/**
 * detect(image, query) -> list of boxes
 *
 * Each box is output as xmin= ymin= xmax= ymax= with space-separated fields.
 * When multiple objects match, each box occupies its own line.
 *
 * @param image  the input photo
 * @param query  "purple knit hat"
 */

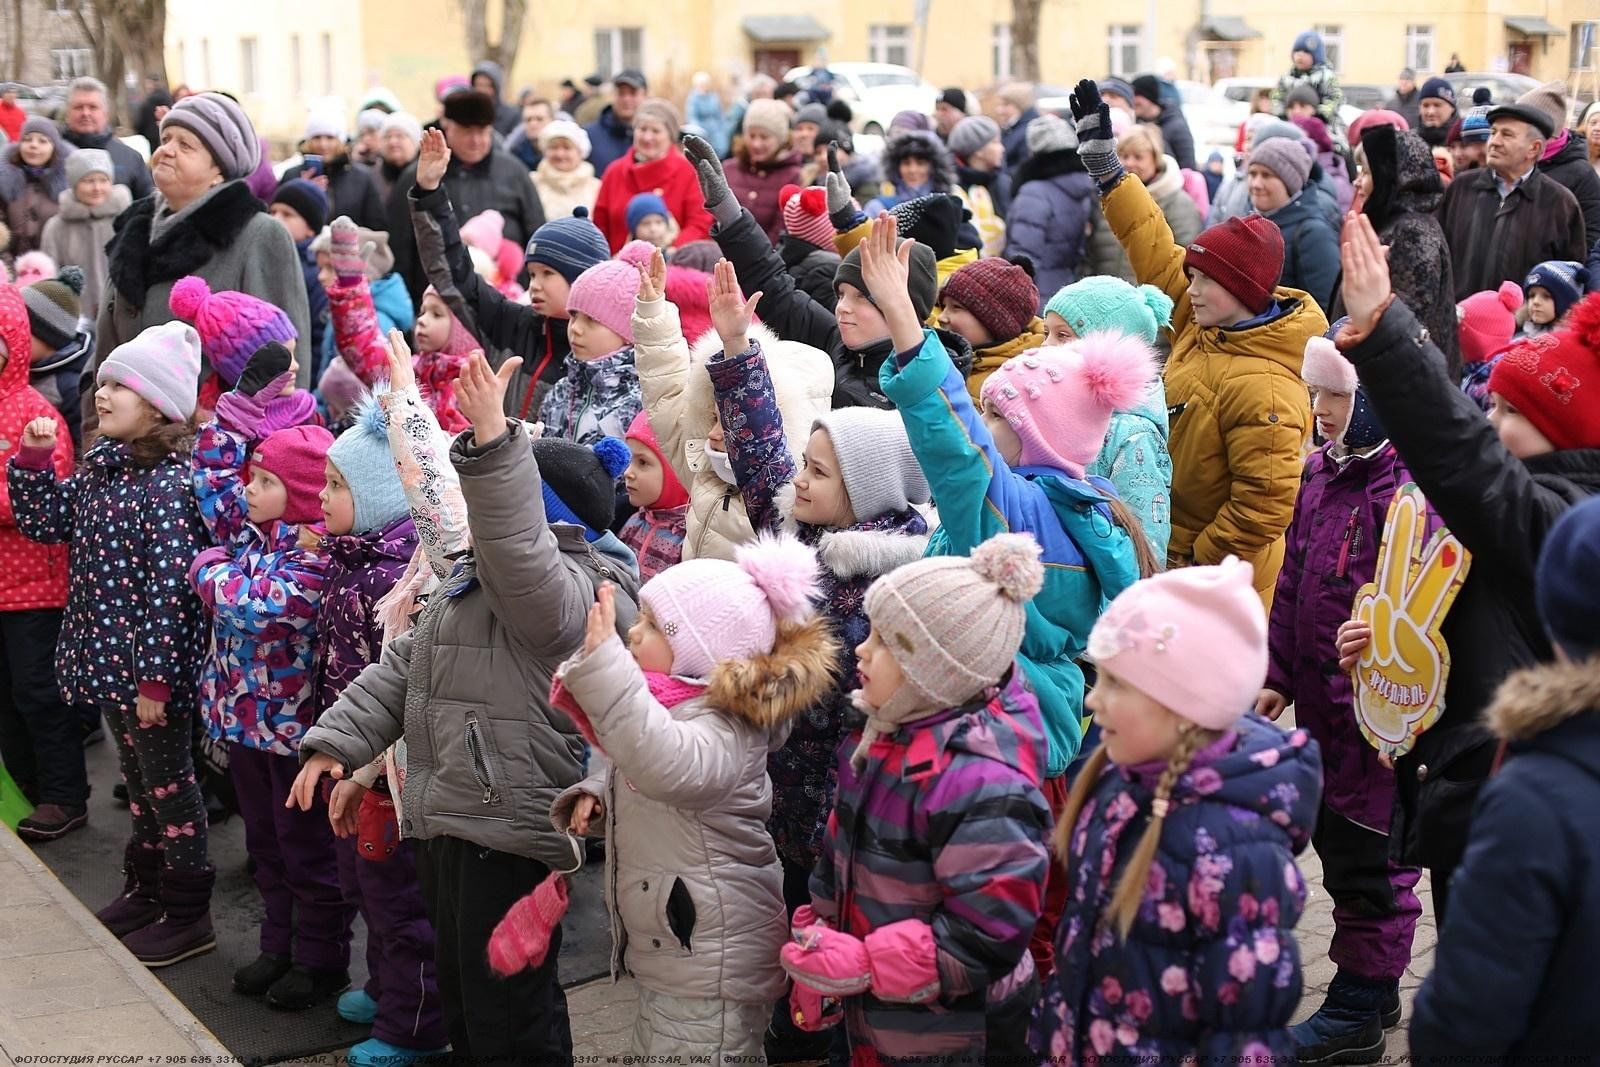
xmin=566 ymin=259 xmax=643 ymax=345
xmin=169 ymin=276 xmax=297 ymax=386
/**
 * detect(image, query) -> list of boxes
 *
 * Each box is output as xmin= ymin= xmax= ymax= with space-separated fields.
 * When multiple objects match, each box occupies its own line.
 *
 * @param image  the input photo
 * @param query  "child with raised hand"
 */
xmin=292 ymin=350 xmax=640 ymax=1060
xmin=539 ymin=257 xmax=643 ymax=444
xmin=167 ymin=276 xmax=320 ymax=428
xmin=1033 ymin=558 xmax=1321 ymax=1063
xmin=549 ymin=534 xmax=839 ymax=1064
xmin=9 ymin=321 xmax=212 ymax=965
xmin=190 ymin=341 xmax=348 ymax=1008
xmin=781 ymin=534 xmax=1053 ymax=1065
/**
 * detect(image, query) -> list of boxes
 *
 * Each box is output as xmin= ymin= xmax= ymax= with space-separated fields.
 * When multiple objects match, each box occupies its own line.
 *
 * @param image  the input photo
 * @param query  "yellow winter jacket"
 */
xmin=964 ymin=318 xmax=1047 ymax=401
xmin=1100 ymin=175 xmax=1324 ymax=610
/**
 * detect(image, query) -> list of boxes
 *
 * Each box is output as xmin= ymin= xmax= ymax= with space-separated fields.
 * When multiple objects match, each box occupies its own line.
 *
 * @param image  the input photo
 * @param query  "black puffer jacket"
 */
xmin=779 ymin=235 xmax=839 ymax=313
xmin=1538 ymin=131 xmax=1600 ymax=249
xmin=278 ymin=153 xmax=385 ymax=232
xmin=1343 ymin=299 xmax=1600 ymax=874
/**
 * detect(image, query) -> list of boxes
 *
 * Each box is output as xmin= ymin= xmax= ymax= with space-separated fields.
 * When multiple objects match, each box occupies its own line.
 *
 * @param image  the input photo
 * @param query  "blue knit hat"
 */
xmin=625 ymin=192 xmax=671 ymax=235
xmin=326 ymin=392 xmax=410 ymax=535
xmin=1537 ymin=495 xmax=1600 ymax=661
xmin=1460 ymin=106 xmax=1492 ymax=142
xmin=1045 ymin=277 xmax=1174 ymax=346
xmin=524 ymin=207 xmax=611 ymax=284
xmin=1525 ymin=260 xmax=1589 ymax=321
xmin=1291 ymin=30 xmax=1327 ymax=66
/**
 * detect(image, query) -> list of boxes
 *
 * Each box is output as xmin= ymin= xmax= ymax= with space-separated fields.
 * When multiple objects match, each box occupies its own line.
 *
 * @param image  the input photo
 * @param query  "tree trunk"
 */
xmin=87 ymin=0 xmax=168 ymax=123
xmin=9 ymin=0 xmax=24 ymax=83
xmin=1011 ymin=0 xmax=1041 ymax=82
xmin=459 ymin=0 xmax=529 ymax=80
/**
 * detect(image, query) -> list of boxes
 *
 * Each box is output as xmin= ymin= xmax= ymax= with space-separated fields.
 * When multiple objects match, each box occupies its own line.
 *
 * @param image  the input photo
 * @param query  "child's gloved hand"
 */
xmin=236 ymin=341 xmax=295 ymax=397
xmin=780 ymin=924 xmax=872 ymax=997
xmin=1068 ymin=78 xmax=1123 ymax=187
xmin=329 ymin=216 xmax=368 ymax=286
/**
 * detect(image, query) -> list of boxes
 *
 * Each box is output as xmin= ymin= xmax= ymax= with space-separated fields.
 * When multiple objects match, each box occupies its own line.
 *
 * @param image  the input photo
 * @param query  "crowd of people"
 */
xmin=0 ymin=29 xmax=1598 ymax=1067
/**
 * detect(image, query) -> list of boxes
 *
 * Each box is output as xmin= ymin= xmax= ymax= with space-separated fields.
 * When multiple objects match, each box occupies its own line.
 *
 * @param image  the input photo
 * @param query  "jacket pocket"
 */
xmin=428 ymin=701 xmax=513 ymax=822
xmin=617 ymin=870 xmax=693 ymax=956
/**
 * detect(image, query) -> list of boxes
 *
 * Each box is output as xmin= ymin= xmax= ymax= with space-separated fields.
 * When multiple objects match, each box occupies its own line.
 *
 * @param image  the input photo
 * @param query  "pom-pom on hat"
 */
xmin=639 ymin=532 xmax=822 ymax=679
xmin=252 ymin=424 xmax=336 ymax=525
xmin=169 ymin=276 xmax=298 ymax=386
xmin=1183 ymin=214 xmax=1285 ymax=315
xmin=534 ymin=434 xmax=629 ymax=539
xmin=979 ymin=334 xmax=1158 ymax=478
xmin=780 ymin=184 xmax=835 ymax=249
xmin=939 ymin=258 xmax=1039 ymax=344
xmin=97 ymin=320 xmax=204 ymax=423
xmin=1457 ymin=282 xmax=1523 ymax=367
xmin=565 ymin=259 xmax=643 ymax=346
xmin=1524 ymin=260 xmax=1588 ymax=321
xmin=326 ymin=392 xmax=410 ymax=534
xmin=1088 ymin=556 xmax=1268 ymax=731
xmin=525 ymin=209 xmax=611 ymax=284
xmin=22 ymin=266 xmax=84 ymax=351
xmin=1045 ymin=276 xmax=1173 ymax=346
xmin=811 ymin=407 xmax=930 ymax=520
xmin=1488 ymin=293 xmax=1600 ymax=452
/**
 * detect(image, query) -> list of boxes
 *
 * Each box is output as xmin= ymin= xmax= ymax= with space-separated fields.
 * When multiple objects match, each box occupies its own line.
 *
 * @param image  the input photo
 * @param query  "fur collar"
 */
xmin=816 ymin=527 xmax=929 ymax=580
xmin=55 ymin=183 xmax=131 ymax=221
xmin=1487 ymin=659 xmax=1600 ymax=742
xmin=1145 ymin=156 xmax=1186 ymax=200
xmin=106 ymin=180 xmax=266 ymax=308
xmin=703 ymin=615 xmax=840 ymax=728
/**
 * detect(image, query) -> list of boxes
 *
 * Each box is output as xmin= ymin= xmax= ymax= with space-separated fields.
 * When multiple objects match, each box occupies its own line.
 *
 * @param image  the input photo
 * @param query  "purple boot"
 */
xmin=122 ymin=865 xmax=216 ymax=967
xmin=96 ymin=843 xmax=163 ymax=937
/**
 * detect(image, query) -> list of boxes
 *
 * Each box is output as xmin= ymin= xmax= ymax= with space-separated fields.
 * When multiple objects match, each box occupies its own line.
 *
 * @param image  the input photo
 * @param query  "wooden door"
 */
xmin=754 ymin=49 xmax=801 ymax=81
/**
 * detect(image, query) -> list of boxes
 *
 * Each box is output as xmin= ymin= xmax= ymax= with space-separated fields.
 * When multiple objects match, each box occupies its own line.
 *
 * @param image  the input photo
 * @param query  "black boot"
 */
xmin=121 ymin=865 xmax=216 ymax=968
xmin=266 ymin=964 xmax=351 ymax=1011
xmin=233 ymin=952 xmax=292 ymax=995
xmin=1379 ymin=982 xmax=1401 ymax=1029
xmin=1290 ymin=971 xmax=1393 ymax=1065
xmin=95 ymin=842 xmax=163 ymax=936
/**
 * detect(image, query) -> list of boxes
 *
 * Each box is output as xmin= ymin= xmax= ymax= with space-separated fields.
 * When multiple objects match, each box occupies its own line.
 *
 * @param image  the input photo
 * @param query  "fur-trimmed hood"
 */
xmin=703 ymin=613 xmax=841 ymax=730
xmin=682 ymin=322 xmax=834 ymax=477
xmin=1488 ymin=659 xmax=1600 ymax=743
xmin=815 ymin=526 xmax=929 ymax=580
xmin=880 ymin=129 xmax=956 ymax=193
xmin=55 ymin=182 xmax=132 ymax=221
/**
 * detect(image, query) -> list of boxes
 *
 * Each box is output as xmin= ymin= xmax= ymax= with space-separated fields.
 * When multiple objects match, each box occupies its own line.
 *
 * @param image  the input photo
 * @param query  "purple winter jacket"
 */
xmin=309 ymin=514 xmax=419 ymax=719
xmin=1265 ymin=443 xmax=1436 ymax=831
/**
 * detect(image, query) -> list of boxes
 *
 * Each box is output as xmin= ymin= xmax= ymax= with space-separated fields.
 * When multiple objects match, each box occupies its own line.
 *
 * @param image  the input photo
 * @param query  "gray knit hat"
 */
xmin=22 ymin=267 xmax=83 ymax=351
xmin=948 ymin=115 xmax=1000 ymax=160
xmin=160 ymin=92 xmax=261 ymax=180
xmin=834 ymin=238 xmax=939 ymax=323
xmin=1248 ymin=138 xmax=1313 ymax=197
xmin=1026 ymin=113 xmax=1077 ymax=155
xmin=812 ymin=407 xmax=930 ymax=521
xmin=64 ymin=148 xmax=113 ymax=187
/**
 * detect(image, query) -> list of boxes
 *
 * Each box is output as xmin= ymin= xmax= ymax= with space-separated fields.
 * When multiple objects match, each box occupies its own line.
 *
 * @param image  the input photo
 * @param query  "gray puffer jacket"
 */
xmin=550 ymin=616 xmax=839 ymax=1004
xmin=301 ymin=420 xmax=639 ymax=867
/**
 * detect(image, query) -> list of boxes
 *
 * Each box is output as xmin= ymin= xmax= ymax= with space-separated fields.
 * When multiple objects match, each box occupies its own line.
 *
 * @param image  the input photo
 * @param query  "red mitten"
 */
xmin=779 ymin=924 xmax=871 ymax=997
xmin=789 ymin=979 xmax=842 ymax=1032
xmin=356 ymin=789 xmax=398 ymax=863
xmin=487 ymin=871 xmax=570 ymax=976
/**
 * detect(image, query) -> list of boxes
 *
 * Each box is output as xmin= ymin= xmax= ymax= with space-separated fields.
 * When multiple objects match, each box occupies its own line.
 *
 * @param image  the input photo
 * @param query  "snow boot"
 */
xmin=1291 ymin=971 xmax=1394 ymax=1065
xmin=121 ymin=864 xmax=216 ymax=967
xmin=95 ymin=843 xmax=163 ymax=936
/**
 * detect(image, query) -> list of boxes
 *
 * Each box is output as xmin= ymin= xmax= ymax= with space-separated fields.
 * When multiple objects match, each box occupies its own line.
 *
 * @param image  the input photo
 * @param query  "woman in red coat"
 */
xmin=591 ymin=98 xmax=714 ymax=253
xmin=722 ymin=99 xmax=802 ymax=244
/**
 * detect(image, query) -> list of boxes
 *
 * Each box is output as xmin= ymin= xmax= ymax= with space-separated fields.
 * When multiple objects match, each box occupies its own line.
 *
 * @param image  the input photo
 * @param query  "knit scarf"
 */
xmin=644 ymin=672 xmax=706 ymax=709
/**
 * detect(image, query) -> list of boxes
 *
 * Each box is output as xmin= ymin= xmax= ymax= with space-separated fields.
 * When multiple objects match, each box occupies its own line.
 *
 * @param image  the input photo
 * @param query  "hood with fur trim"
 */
xmin=702 ymin=614 xmax=841 ymax=729
xmin=880 ymin=129 xmax=957 ymax=194
xmin=1488 ymin=659 xmax=1600 ymax=744
xmin=815 ymin=525 xmax=930 ymax=580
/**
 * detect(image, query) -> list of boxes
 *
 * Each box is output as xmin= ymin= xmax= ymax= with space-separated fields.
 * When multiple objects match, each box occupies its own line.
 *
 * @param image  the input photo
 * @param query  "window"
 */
xmin=593 ymin=27 xmax=644 ymax=80
xmin=290 ymin=34 xmax=302 ymax=96
xmin=868 ymin=24 xmax=911 ymax=67
xmin=992 ymin=23 xmax=1013 ymax=81
xmin=1315 ymin=24 xmax=1343 ymax=73
xmin=239 ymin=36 xmax=258 ymax=94
xmin=50 ymin=48 xmax=93 ymax=80
xmin=177 ymin=41 xmax=187 ymax=84
xmin=48 ymin=0 xmax=72 ymax=15
xmin=321 ymin=33 xmax=333 ymax=94
xmin=1405 ymin=24 xmax=1434 ymax=73
xmin=1107 ymin=24 xmax=1142 ymax=78
xmin=1573 ymin=21 xmax=1599 ymax=70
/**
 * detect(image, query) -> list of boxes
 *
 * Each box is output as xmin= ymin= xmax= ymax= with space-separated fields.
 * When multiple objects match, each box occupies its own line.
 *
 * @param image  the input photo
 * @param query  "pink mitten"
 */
xmin=329 ymin=216 xmax=367 ymax=285
xmin=789 ymin=979 xmax=842 ymax=1032
xmin=487 ymin=871 xmax=570 ymax=976
xmin=864 ymin=919 xmax=941 ymax=1004
xmin=791 ymin=903 xmax=827 ymax=941
xmin=779 ymin=924 xmax=871 ymax=997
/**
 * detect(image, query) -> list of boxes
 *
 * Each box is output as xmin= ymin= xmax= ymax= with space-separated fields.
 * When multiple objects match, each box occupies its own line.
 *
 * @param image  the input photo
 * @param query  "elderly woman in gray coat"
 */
xmin=88 ymin=92 xmax=309 ymax=433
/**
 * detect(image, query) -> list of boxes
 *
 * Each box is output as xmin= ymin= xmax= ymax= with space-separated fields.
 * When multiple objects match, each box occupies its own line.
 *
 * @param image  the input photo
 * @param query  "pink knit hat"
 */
xmin=169 ymin=276 xmax=298 ymax=386
xmin=780 ymin=184 xmax=836 ymax=248
xmin=978 ymin=333 xmax=1157 ymax=477
xmin=625 ymin=409 xmax=689 ymax=510
xmin=1457 ymin=281 xmax=1523 ymax=368
xmin=421 ymin=286 xmax=479 ymax=357
xmin=1087 ymin=556 xmax=1268 ymax=731
xmin=638 ymin=533 xmax=821 ymax=679
xmin=615 ymin=240 xmax=717 ymax=344
xmin=251 ymin=424 xmax=336 ymax=525
xmin=566 ymin=258 xmax=643 ymax=345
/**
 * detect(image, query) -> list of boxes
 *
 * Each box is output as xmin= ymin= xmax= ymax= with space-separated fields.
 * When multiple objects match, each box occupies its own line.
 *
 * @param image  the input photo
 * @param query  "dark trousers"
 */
xmin=102 ymin=701 xmax=208 ymax=871
xmin=229 ymin=742 xmax=354 ymax=968
xmin=415 ymin=835 xmax=573 ymax=1064
xmin=1431 ymin=866 xmax=1454 ymax=927
xmin=1314 ymin=806 xmax=1422 ymax=982
xmin=0 ymin=609 xmax=87 ymax=807
xmin=335 ymin=830 xmax=447 ymax=1049
xmin=1028 ymin=774 xmax=1071 ymax=980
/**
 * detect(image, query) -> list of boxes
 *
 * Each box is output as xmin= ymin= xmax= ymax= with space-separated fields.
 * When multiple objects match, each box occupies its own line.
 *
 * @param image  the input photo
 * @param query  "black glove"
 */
xmin=236 ymin=342 xmax=294 ymax=397
xmin=1068 ymin=79 xmax=1122 ymax=186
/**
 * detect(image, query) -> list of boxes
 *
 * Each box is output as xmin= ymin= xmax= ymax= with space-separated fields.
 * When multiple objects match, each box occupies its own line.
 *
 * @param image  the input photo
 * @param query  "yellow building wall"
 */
xmin=355 ymin=0 xmax=472 ymax=121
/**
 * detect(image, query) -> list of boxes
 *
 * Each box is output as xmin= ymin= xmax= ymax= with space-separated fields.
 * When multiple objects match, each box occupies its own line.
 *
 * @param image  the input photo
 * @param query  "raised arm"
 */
xmin=631 ymin=258 xmax=701 ymax=493
xmin=379 ymin=331 xmax=471 ymax=580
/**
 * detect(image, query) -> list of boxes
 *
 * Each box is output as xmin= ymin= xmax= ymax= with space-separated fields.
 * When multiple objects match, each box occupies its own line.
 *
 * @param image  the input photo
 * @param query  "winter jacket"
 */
xmin=470 ymin=62 xmax=522 ymax=138
xmin=1384 ymin=88 xmax=1422 ymax=132
xmin=10 ymin=439 xmax=206 ymax=711
xmin=1005 ymin=149 xmax=1095 ymax=299
xmin=584 ymin=105 xmax=635 ymax=176
xmin=301 ymin=420 xmax=640 ymax=864
xmin=707 ymin=334 xmax=929 ymax=870
xmin=320 ymin=272 xmax=416 ymax=401
xmin=1264 ymin=191 xmax=1341 ymax=311
xmin=883 ymin=330 xmax=1141 ymax=776
xmin=191 ymin=421 xmax=329 ymax=754
xmin=532 ymin=160 xmax=600 ymax=222
xmin=1340 ymin=298 xmax=1600 ymax=871
xmin=1101 ymin=174 xmax=1322 ymax=607
xmin=1266 ymin=443 xmax=1421 ymax=831
xmin=1410 ymin=659 xmax=1600 ymax=1061
xmin=1034 ymin=717 xmax=1321 ymax=1063
xmin=278 ymin=155 xmax=386 ymax=233
xmin=1085 ymin=157 xmax=1201 ymax=286
xmin=953 ymin=165 xmax=1010 ymax=257
xmin=591 ymin=147 xmax=713 ymax=253
xmin=551 ymin=619 xmax=836 ymax=1004
xmin=617 ymin=503 xmax=686 ymax=583
xmin=711 ymin=206 xmax=973 ymax=409
xmin=811 ymin=670 xmax=1052 ymax=1061
xmin=723 ymin=151 xmax=803 ymax=244
xmin=388 ymin=148 xmax=546 ymax=306
xmin=869 ymin=132 xmax=958 ymax=214
xmin=1439 ymin=166 xmax=1587 ymax=301
xmin=1144 ymin=103 xmax=1198 ymax=172
xmin=965 ymin=320 xmax=1046 ymax=400
xmin=0 ymin=286 xmax=73 ymax=611
xmin=632 ymin=297 xmax=833 ymax=562
xmin=1001 ymin=107 xmax=1039 ymax=176
xmin=1539 ymin=131 xmax=1600 ymax=250
xmin=309 ymin=515 xmax=418 ymax=717
xmin=537 ymin=348 xmax=642 ymax=446
xmin=685 ymin=90 xmax=731 ymax=159
xmin=1087 ymin=381 xmax=1173 ymax=563
xmin=39 ymin=183 xmax=131 ymax=322
xmin=365 ymin=157 xmax=409 ymax=206
xmin=0 ymin=131 xmax=71 ymax=257
xmin=410 ymin=183 xmax=560 ymax=420
xmin=92 ymin=180 xmax=313 ymax=434
xmin=1209 ymin=160 xmax=1342 ymax=232
xmin=1272 ymin=64 xmax=1345 ymax=128
xmin=779 ymin=235 xmax=839 ymax=313
xmin=28 ymin=331 xmax=91 ymax=451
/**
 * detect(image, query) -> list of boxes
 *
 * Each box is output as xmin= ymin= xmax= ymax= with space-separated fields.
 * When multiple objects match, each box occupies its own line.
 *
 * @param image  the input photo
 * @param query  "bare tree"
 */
xmin=9 ymin=0 xmax=24 ymax=82
xmin=77 ymin=0 xmax=169 ymax=123
xmin=1011 ymin=0 xmax=1042 ymax=82
xmin=460 ymin=0 xmax=529 ymax=80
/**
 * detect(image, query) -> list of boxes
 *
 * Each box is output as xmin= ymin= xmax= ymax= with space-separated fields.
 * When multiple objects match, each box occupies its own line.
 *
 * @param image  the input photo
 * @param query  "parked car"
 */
xmin=784 ymin=63 xmax=938 ymax=135
xmin=1443 ymin=71 xmax=1541 ymax=108
xmin=1342 ymin=83 xmax=1389 ymax=111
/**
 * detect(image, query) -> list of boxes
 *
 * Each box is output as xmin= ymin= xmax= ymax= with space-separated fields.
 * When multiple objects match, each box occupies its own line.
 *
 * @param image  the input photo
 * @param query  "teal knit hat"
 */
xmin=327 ymin=392 xmax=410 ymax=535
xmin=1044 ymin=277 xmax=1174 ymax=346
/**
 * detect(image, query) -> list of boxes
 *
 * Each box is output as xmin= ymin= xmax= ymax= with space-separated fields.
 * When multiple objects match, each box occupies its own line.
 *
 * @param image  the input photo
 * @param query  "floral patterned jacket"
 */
xmin=538 ymin=348 xmax=642 ymax=445
xmin=1033 ymin=715 xmax=1321 ymax=1064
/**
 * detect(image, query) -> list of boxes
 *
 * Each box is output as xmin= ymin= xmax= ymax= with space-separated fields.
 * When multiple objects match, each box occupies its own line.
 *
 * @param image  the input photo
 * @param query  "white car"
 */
xmin=784 ymin=63 xmax=939 ymax=136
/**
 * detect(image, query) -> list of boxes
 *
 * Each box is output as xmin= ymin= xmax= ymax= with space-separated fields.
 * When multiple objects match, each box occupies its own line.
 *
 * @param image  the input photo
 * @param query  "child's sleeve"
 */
xmin=191 ymin=419 xmax=252 ymax=545
xmin=414 ymin=350 xmax=472 ymax=432
xmin=301 ymin=631 xmax=415 ymax=773
xmin=707 ymin=339 xmax=795 ymax=534
xmin=631 ymin=295 xmax=701 ymax=494
xmin=1263 ymin=474 xmax=1313 ymax=701
xmin=808 ymin=806 xmax=841 ymax=926
xmin=192 ymin=543 xmax=328 ymax=639
xmin=134 ymin=465 xmax=204 ymax=702
xmin=325 ymin=278 xmax=394 ymax=386
xmin=7 ymin=428 xmax=78 ymax=542
xmin=410 ymin=184 xmax=542 ymax=359
xmin=1100 ymin=176 xmax=1195 ymax=336
xmin=714 ymin=207 xmax=842 ymax=355
xmin=0 ymin=408 xmax=73 ymax=529
xmin=380 ymin=383 xmax=469 ymax=580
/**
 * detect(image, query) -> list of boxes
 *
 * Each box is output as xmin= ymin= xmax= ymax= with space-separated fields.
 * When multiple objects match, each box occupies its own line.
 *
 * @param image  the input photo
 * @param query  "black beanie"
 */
xmin=1132 ymin=75 xmax=1163 ymax=104
xmin=834 ymin=238 xmax=939 ymax=324
xmin=443 ymin=90 xmax=497 ymax=128
xmin=533 ymin=435 xmax=628 ymax=536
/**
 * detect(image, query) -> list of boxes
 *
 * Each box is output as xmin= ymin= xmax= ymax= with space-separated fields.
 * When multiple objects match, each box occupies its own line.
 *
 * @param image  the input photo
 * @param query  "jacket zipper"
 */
xmin=1334 ymin=507 xmax=1360 ymax=578
xmin=585 ymin=545 xmax=617 ymax=583
xmin=463 ymin=714 xmax=500 ymax=805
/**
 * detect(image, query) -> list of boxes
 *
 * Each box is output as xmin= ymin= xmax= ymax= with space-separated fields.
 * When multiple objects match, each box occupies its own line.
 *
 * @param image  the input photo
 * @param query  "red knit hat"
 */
xmin=625 ymin=409 xmax=689 ymax=510
xmin=780 ymin=184 xmax=835 ymax=249
xmin=251 ymin=425 xmax=336 ymax=525
xmin=940 ymin=259 xmax=1040 ymax=344
xmin=1183 ymin=215 xmax=1284 ymax=315
xmin=1487 ymin=293 xmax=1600 ymax=452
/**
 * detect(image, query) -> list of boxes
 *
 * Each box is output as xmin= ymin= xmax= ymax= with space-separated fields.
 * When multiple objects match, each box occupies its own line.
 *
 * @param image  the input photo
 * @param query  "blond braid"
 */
xmin=1105 ymin=726 xmax=1217 ymax=940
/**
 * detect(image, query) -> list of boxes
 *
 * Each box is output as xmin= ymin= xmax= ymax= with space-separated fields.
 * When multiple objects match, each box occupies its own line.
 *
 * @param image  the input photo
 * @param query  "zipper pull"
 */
xmin=482 ymin=786 xmax=495 ymax=805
